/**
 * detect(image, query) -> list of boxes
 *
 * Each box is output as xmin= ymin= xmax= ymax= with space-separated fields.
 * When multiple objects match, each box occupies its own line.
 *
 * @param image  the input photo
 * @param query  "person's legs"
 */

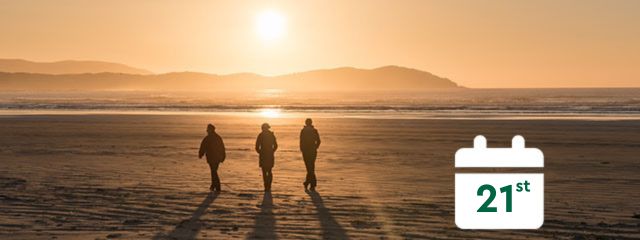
xmin=261 ymin=167 xmax=273 ymax=191
xmin=261 ymin=167 xmax=267 ymax=189
xmin=303 ymin=151 xmax=317 ymax=190
xmin=309 ymin=156 xmax=316 ymax=189
xmin=303 ymin=152 xmax=310 ymax=187
xmin=267 ymin=168 xmax=273 ymax=190
xmin=209 ymin=162 xmax=220 ymax=191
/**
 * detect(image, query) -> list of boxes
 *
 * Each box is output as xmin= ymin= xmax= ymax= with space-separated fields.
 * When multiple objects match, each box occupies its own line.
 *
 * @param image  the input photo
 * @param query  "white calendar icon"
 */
xmin=455 ymin=135 xmax=544 ymax=229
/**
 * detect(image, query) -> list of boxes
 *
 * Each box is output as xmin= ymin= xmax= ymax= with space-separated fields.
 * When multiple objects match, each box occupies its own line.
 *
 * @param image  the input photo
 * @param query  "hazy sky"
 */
xmin=1 ymin=0 xmax=639 ymax=88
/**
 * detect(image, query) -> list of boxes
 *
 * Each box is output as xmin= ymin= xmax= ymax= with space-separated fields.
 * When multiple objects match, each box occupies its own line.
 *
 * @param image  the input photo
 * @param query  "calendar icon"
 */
xmin=455 ymin=135 xmax=544 ymax=229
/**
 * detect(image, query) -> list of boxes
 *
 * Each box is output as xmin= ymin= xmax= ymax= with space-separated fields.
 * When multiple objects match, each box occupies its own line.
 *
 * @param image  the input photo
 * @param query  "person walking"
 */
xmin=300 ymin=118 xmax=321 ymax=191
xmin=198 ymin=123 xmax=226 ymax=192
xmin=255 ymin=123 xmax=278 ymax=191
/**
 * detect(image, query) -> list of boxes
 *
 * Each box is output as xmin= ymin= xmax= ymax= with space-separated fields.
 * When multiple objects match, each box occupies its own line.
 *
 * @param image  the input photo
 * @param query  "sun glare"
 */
xmin=255 ymin=10 xmax=286 ymax=42
xmin=259 ymin=108 xmax=282 ymax=118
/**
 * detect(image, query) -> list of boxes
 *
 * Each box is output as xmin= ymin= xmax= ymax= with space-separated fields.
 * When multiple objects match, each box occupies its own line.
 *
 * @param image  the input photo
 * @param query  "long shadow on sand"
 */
xmin=308 ymin=191 xmax=349 ymax=239
xmin=248 ymin=191 xmax=277 ymax=239
xmin=153 ymin=192 xmax=218 ymax=240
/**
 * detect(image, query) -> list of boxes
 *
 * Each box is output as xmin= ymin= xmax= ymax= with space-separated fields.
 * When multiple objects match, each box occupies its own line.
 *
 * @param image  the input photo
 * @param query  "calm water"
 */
xmin=1 ymin=88 xmax=639 ymax=119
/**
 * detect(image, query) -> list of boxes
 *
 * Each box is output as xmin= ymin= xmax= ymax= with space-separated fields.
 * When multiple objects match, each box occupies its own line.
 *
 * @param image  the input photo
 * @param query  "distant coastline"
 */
xmin=0 ymin=59 xmax=458 ymax=92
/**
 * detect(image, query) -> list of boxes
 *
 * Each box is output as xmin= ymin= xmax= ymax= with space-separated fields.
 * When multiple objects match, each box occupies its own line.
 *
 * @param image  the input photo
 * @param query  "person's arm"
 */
xmin=299 ymin=129 xmax=304 ymax=152
xmin=255 ymin=134 xmax=261 ymax=153
xmin=315 ymin=129 xmax=321 ymax=149
xmin=273 ymin=134 xmax=278 ymax=152
xmin=220 ymin=137 xmax=226 ymax=162
xmin=198 ymin=137 xmax=206 ymax=159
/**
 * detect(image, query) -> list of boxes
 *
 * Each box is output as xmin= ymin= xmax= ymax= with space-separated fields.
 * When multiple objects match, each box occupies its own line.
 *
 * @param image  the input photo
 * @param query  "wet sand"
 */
xmin=0 ymin=114 xmax=639 ymax=239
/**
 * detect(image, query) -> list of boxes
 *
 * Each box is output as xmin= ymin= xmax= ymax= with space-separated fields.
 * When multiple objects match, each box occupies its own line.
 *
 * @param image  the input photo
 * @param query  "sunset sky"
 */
xmin=1 ymin=0 xmax=639 ymax=88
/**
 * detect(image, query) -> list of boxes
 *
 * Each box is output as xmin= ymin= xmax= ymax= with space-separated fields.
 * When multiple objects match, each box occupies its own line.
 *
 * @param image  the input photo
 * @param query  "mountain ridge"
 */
xmin=0 ymin=59 xmax=460 ymax=91
xmin=0 ymin=59 xmax=153 ymax=75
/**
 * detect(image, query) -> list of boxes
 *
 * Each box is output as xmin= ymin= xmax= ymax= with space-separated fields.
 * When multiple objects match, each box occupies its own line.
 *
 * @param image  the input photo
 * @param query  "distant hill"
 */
xmin=0 ymin=59 xmax=152 ymax=75
xmin=275 ymin=66 xmax=458 ymax=90
xmin=0 ymin=64 xmax=459 ymax=91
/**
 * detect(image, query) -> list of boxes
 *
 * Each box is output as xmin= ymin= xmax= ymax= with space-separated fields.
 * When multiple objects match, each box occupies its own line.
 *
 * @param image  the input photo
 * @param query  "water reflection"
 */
xmin=259 ymin=108 xmax=282 ymax=118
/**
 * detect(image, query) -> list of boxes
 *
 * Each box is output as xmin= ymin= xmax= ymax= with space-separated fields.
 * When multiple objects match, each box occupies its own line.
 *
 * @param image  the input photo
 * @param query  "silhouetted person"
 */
xmin=300 ymin=118 xmax=321 ymax=191
xmin=255 ymin=123 xmax=278 ymax=191
xmin=198 ymin=124 xmax=226 ymax=192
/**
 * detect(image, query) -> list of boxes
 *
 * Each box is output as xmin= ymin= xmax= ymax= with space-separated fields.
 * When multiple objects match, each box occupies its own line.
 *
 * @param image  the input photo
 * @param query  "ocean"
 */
xmin=1 ymin=88 xmax=639 ymax=119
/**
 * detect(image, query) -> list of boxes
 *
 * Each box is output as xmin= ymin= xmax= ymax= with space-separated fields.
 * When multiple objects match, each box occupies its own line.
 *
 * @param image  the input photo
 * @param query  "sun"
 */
xmin=255 ymin=10 xmax=286 ymax=42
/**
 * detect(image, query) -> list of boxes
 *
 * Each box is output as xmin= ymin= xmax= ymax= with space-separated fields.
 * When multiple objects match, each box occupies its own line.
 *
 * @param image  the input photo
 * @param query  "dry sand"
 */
xmin=0 ymin=114 xmax=639 ymax=239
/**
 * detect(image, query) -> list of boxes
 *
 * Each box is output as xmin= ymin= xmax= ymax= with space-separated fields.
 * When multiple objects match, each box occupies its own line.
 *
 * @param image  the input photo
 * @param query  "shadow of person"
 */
xmin=307 ymin=191 xmax=349 ymax=239
xmin=153 ymin=192 xmax=219 ymax=240
xmin=248 ymin=191 xmax=277 ymax=239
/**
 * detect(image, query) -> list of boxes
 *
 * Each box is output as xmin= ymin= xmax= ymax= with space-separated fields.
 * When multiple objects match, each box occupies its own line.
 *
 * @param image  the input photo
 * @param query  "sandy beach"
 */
xmin=0 ymin=114 xmax=639 ymax=239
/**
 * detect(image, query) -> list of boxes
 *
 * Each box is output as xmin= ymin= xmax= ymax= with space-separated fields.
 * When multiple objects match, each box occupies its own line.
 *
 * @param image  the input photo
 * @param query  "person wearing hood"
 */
xmin=255 ymin=123 xmax=278 ymax=191
xmin=198 ymin=123 xmax=226 ymax=192
xmin=299 ymin=118 xmax=321 ymax=191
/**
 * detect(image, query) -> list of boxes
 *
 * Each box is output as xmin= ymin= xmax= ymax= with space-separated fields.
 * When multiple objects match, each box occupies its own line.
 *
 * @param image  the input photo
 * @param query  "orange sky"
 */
xmin=1 ymin=0 xmax=639 ymax=88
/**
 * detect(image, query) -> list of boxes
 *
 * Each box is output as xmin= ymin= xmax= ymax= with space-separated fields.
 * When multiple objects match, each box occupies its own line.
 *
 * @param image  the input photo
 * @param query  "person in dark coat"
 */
xmin=255 ymin=123 xmax=278 ymax=191
xmin=199 ymin=124 xmax=226 ymax=192
xmin=300 ymin=118 xmax=321 ymax=191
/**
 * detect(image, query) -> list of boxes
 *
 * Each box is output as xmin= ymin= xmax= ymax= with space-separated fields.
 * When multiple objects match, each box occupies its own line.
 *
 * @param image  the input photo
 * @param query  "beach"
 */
xmin=0 ymin=113 xmax=639 ymax=239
